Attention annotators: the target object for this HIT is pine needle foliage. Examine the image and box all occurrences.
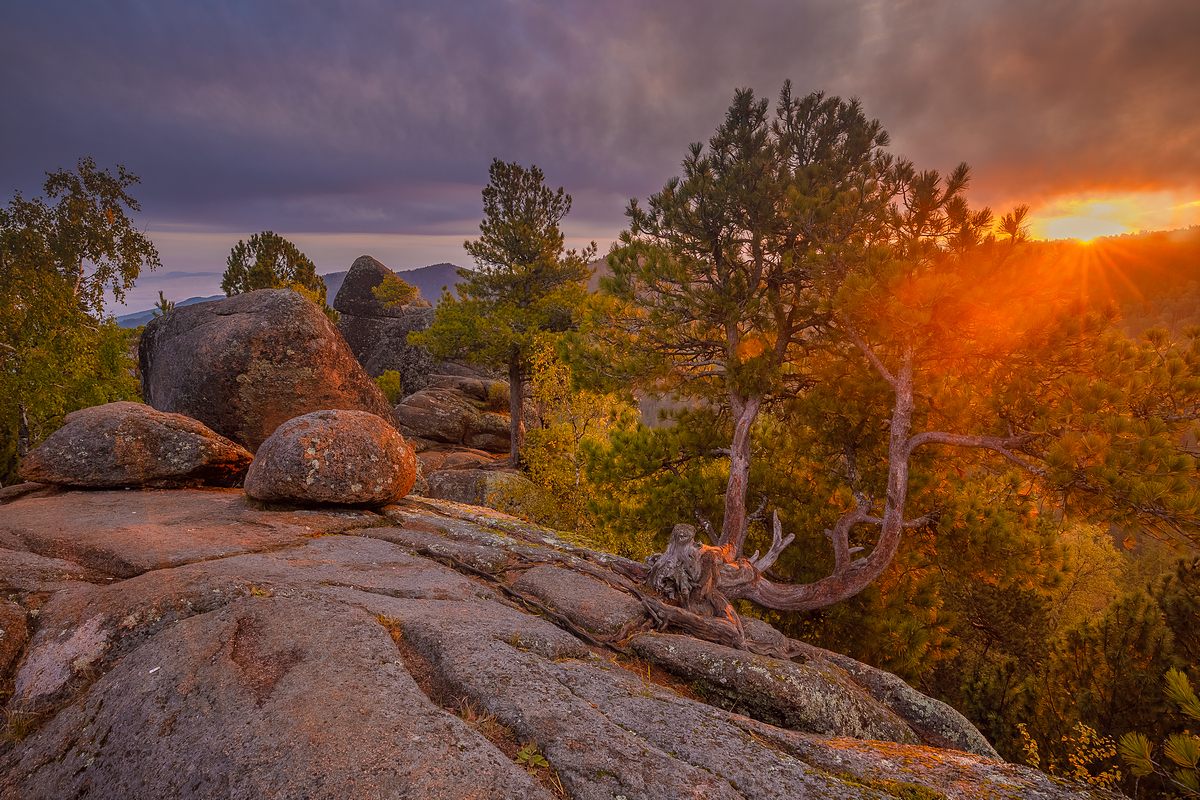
[412,159,596,466]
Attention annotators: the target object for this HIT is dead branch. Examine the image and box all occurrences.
[907,430,1048,478]
[749,510,794,572]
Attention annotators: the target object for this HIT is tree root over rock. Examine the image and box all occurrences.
[416,528,808,661]
[412,547,608,650]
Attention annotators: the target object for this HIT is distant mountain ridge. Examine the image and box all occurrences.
[116,261,466,328]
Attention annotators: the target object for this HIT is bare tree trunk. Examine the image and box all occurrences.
[17,403,30,459]
[735,353,918,610]
[508,351,524,469]
[639,341,1052,645]
[715,394,762,559]
[734,352,917,610]
[645,351,923,628]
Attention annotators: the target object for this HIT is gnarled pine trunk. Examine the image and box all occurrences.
[715,394,762,559]
[642,353,921,646]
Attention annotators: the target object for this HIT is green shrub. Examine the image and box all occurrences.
[374,370,404,404]
[485,381,509,413]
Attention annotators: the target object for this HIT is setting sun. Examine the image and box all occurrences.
[1042,216,1128,242]
[1029,190,1200,242]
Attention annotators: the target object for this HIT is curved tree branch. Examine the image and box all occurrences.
[908,430,1047,478]
[842,324,896,388]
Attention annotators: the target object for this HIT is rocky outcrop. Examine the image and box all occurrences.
[397,390,510,453]
[8,596,546,800]
[425,469,550,519]
[338,311,437,383]
[417,448,498,473]
[0,488,1122,800]
[244,409,418,506]
[18,402,252,488]
[139,289,399,453]
[512,564,645,635]
[628,632,920,744]
[334,255,438,387]
[333,255,417,319]
[0,487,375,580]
[783,637,1000,757]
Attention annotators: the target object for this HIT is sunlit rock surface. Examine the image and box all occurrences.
[19,402,252,489]
[244,409,418,506]
[0,487,1123,800]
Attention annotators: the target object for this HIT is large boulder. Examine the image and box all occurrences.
[18,402,252,488]
[139,289,399,453]
[338,311,437,383]
[394,385,511,453]
[244,410,418,506]
[416,447,498,474]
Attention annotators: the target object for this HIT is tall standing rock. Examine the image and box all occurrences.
[334,255,437,389]
[332,255,412,319]
[139,290,398,453]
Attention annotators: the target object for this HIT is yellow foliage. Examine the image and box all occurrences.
[1022,721,1124,789]
[372,273,418,308]
[485,381,510,412]
[1049,523,1124,633]
[374,370,404,404]
[519,337,637,537]
[1017,723,1041,770]
[1064,723,1123,789]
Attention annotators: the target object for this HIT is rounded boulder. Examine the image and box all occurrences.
[245,410,417,506]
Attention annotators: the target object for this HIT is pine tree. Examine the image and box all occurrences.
[412,159,596,466]
[221,231,333,319]
[577,81,1200,640]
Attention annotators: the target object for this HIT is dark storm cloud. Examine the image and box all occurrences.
[852,0,1200,209]
[2,0,1196,238]
[1,0,860,232]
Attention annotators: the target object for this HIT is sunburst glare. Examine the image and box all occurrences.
[1029,190,1200,242]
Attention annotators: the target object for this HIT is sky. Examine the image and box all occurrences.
[3,0,1199,312]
